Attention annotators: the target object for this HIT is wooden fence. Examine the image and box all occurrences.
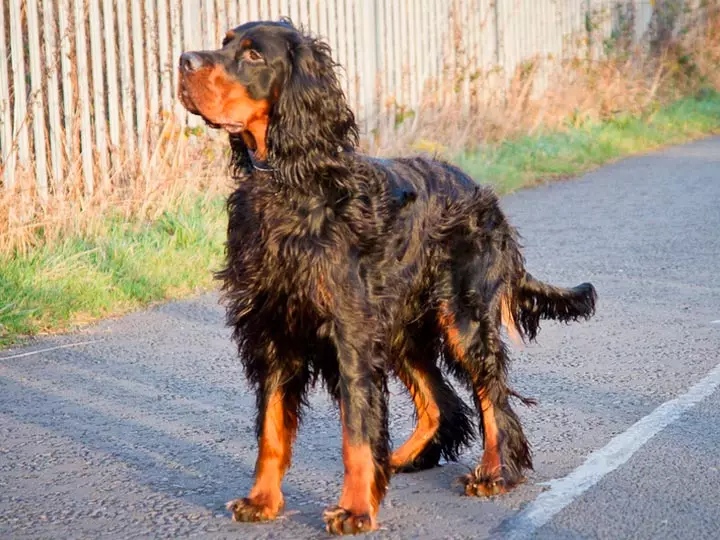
[0,1,688,196]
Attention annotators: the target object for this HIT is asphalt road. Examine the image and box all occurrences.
[2,137,719,539]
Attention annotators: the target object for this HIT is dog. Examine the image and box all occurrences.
[178,18,596,535]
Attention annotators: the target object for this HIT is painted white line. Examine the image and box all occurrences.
[505,362,720,540]
[711,320,720,324]
[0,339,104,361]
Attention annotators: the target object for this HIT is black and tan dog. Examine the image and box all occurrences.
[178,18,596,536]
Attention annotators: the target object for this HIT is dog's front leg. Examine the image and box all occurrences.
[227,363,305,522]
[323,319,390,535]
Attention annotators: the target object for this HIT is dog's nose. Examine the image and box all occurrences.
[179,52,204,72]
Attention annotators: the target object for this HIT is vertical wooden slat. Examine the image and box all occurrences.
[269,0,279,19]
[382,0,393,110]
[327,0,338,53]
[89,0,109,181]
[280,0,291,19]
[0,3,14,188]
[228,0,238,25]
[466,0,477,107]
[427,0,437,98]
[412,0,423,109]
[240,0,250,22]
[355,0,365,118]
[361,0,377,142]
[344,0,356,113]
[9,0,29,167]
[391,0,402,106]
[375,0,386,101]
[132,0,148,162]
[26,0,49,198]
[259,0,271,19]
[335,0,346,94]
[216,0,227,39]
[158,0,173,114]
[307,0,318,31]
[146,0,160,132]
[460,0,470,110]
[290,0,300,23]
[299,0,309,27]
[58,0,74,158]
[117,0,135,154]
[74,0,95,193]
[249,0,259,20]
[204,0,216,49]
[318,0,328,40]
[103,0,121,160]
[183,0,204,128]
[170,0,186,125]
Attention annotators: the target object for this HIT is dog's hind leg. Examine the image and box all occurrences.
[390,323,475,473]
[437,301,533,496]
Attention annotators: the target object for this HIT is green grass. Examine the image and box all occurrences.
[0,198,226,348]
[1,91,719,348]
[454,90,720,193]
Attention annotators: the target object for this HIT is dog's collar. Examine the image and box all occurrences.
[248,151,274,173]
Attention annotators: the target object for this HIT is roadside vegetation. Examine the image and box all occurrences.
[2,4,719,348]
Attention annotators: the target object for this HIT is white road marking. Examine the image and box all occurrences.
[505,361,720,539]
[711,320,720,324]
[0,339,104,360]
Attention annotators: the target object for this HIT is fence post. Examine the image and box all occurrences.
[43,0,64,187]
[361,0,378,148]
[132,0,148,164]
[26,0,49,199]
[183,0,204,129]
[157,0,172,118]
[58,0,74,161]
[74,0,95,194]
[117,0,136,156]
[89,0,110,186]
[103,0,121,164]
[9,0,29,171]
[170,0,186,126]
[0,3,15,189]
[146,0,160,137]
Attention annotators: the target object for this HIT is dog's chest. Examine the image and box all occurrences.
[231,192,343,292]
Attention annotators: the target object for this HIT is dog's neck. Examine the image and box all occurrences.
[248,150,274,173]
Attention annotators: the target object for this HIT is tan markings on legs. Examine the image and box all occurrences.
[437,302,467,360]
[390,371,440,470]
[338,408,379,522]
[227,389,296,521]
[500,291,523,347]
[478,388,503,480]
[437,302,506,495]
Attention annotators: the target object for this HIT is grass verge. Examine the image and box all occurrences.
[454,90,720,193]
[1,90,719,348]
[0,198,226,348]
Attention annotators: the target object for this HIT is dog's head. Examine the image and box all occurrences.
[178,19,357,180]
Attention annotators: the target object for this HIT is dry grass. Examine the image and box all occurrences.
[0,119,232,254]
[374,2,720,156]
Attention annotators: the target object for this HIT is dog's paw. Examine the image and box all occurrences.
[226,497,283,522]
[323,506,376,535]
[460,468,525,498]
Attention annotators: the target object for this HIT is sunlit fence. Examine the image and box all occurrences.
[0,0,705,197]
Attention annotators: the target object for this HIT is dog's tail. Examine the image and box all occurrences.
[502,273,597,343]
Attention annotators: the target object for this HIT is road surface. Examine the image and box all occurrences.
[2,137,719,539]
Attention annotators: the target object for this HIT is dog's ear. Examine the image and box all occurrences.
[267,28,358,184]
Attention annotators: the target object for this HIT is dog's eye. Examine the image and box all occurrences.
[242,49,263,64]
